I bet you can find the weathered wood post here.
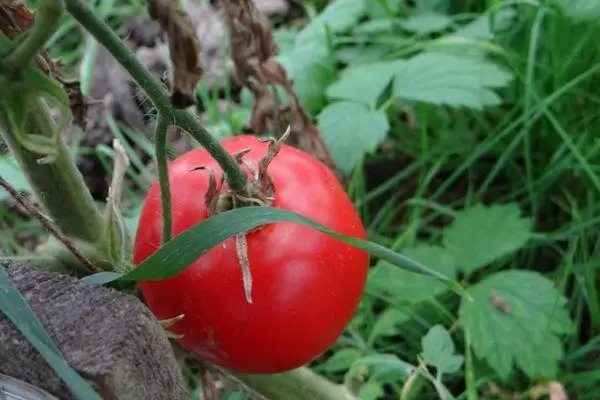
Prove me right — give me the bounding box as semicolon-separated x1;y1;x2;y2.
0;262;189;400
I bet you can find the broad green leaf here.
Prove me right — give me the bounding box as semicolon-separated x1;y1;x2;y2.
0;155;30;200
415;0;450;13
335;45;394;65
354;354;413;383
296;0;365;44
353;19;394;36
442;203;532;273
392;52;513;109
83;207;466;298
421;325;464;375
552;0;600;23
452;8;517;39
367;243;456;303
277;40;335;113
317;101;389;173
326;61;399;107
369;308;410;341
400;12;452;34
316;348;362;372
0;268;102;399
459;270;574;380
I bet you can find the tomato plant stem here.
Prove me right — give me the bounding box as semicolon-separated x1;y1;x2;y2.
154;114;173;243
0;101;105;244
2;0;63;73
61;0;249;245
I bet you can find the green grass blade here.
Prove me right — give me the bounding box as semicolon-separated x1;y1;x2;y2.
0;267;102;400
83;207;468;298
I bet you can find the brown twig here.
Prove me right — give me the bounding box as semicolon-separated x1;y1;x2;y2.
219;0;340;176
0;174;101;273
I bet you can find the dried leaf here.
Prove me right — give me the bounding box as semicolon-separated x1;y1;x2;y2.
147;0;202;108
219;0;340;176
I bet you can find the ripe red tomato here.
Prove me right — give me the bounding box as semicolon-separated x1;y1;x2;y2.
133;134;369;374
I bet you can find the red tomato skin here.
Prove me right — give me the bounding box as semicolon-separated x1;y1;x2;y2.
133;135;369;374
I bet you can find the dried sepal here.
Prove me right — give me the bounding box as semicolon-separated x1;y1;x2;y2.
235;233;253;304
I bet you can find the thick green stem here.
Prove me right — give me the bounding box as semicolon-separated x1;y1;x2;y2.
2;0;63;72
232;368;357;400
154;115;172;242
61;0;248;195
0;101;105;243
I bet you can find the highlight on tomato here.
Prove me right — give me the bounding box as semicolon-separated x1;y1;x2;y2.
133;133;369;374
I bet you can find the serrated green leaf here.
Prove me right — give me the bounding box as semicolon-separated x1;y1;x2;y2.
317;348;362;372
452;8;517;39
335;45;393;65
317;101;389;173
277;41;335;113
422;325;463;375
83;207;467;298
0;268;102;399
392;52;513;109
0;155;30;200
552;0;600;23
367;243;456;303
459;270;574;380
400;12;452;34
369;308;410;341
354;354;413;383
326;61;399;107
442;204;532;273
296;0;365;44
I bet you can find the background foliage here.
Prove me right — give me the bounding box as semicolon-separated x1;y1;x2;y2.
2;0;600;398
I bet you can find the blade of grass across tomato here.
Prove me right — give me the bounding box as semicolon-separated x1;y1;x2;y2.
83;207;468;298
0;267;103;400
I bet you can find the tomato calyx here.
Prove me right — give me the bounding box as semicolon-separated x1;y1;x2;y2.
158;313;185;339
189;127;291;304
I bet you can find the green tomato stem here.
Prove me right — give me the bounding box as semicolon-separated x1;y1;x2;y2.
153;114;173;243
61;0;248;191
0;100;105;244
2;0;63;73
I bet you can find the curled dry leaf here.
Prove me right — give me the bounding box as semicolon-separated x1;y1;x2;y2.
219;0;340;176
147;0;202;109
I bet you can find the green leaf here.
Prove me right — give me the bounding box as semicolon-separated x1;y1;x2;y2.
442;203;532;273
83;207;466;298
296;0;365;44
421;325;464;375
0;155;30;200
415;0;450;13
400;12;452;34
0;268;102;399
369;308;410;341
367;243;456;303
354;354;413;383
277;40;335;113
459;270;575;380
358;381;384;400
317;101;389;173
353;19;394;36
392;52;513;109
552;0;600;23
452;8;517;39
317;348;362;372
326;61;399;107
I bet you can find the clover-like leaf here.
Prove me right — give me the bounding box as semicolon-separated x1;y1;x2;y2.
317;101;389;173
459;270;575;380
393;52;513;109
421;324;464;375
442;203;532;273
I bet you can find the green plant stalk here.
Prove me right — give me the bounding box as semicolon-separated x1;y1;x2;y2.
154;115;173;242
0;101;105;243
232;368;357;400
2;0;63;72
60;0;248;193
